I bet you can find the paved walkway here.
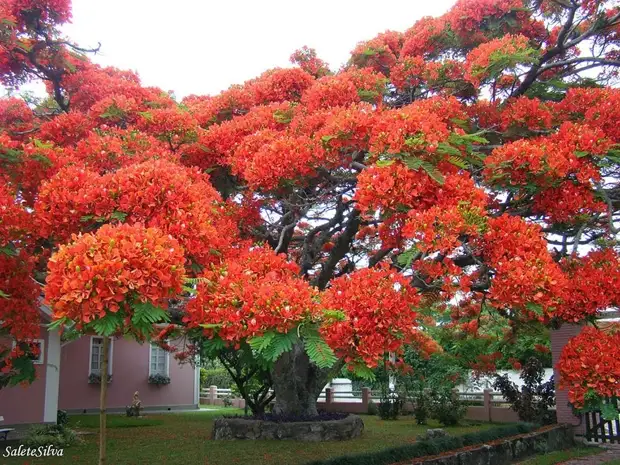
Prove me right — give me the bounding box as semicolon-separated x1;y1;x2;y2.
560;444;620;464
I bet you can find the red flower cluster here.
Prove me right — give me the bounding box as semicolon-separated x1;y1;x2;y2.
557;326;620;409
0;182;28;245
464;34;536;87
36;160;235;267
321;266;421;368
483;215;566;320
0;251;40;341
290;46;330;78
184;247;318;343
533;181;606;224
45;223;186;324
557;249;620;322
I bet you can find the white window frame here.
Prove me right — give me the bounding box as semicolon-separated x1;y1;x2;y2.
12;338;45;365
149;343;170;377
89;336;113;376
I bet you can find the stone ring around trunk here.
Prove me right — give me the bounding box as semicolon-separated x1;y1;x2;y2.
212;414;364;441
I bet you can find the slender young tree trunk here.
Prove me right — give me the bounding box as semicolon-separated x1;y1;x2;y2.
98;336;109;465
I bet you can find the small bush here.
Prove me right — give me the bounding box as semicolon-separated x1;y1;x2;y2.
367;400;378;416
378;393;403;420
429;390;467;426
56;409;68;427
304;422;537;465
200;367;233;388
493;357;555;424
23;424;81;448
413;393;429;425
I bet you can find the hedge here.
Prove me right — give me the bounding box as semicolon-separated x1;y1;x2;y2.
304;423;536;465
200;367;234;388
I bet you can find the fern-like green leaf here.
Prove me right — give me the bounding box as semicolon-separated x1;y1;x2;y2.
262;331;296;362
420;161;445;185
352;364;376;381
304;334;337;369
91;312;124;336
447;155;469;169
248;331;276;352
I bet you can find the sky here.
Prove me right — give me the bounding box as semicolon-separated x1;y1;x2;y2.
60;0;457;99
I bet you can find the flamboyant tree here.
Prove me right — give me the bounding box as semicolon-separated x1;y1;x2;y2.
1;0;620;419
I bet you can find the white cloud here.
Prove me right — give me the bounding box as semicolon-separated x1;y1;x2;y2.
62;0;456;98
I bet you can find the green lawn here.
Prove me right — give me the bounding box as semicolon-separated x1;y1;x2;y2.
516;445;604;464
3;409;496;465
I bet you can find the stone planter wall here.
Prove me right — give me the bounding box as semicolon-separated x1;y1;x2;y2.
212;414;364;441
413;425;574;465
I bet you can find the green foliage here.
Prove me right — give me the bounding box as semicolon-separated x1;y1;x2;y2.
301;325;338;369
57;409;68;427
413;392;429;425
350;363;376;381
378;395;403;421
23;424;81;449
91;312;124;337
402;156;445;184
305;423;536;465
200;367;234;388
249;330;297;363
0;341;37;389
493;357;556;424
201;336;226;358
428;389;467;426
367;400;378;416
599;401;620;422
130;301;170;335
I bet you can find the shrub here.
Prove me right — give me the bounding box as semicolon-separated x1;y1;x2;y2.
200;367;233;388
56;409;68;427
367;400;378;415
378;392;403;420
493;357;555;424
413;392;429;425
305;423;536;465
429;390;467;426
23;424;81;448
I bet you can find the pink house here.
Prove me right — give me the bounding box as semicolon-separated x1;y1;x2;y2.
0;310;61;425
58;335;200;414
0;310;200;426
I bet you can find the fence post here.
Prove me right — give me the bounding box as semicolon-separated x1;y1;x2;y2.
362;387;370;412
325;387;333;412
209;385;217;405
483;389;491;422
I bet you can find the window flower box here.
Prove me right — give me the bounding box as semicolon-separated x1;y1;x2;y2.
88;372;112;384
148;374;171;386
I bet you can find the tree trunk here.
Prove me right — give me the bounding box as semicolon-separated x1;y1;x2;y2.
270;342;331;416
98;336;109;465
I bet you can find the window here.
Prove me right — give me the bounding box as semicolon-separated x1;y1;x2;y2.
149;344;169;377
89;337;113;375
13;339;44;365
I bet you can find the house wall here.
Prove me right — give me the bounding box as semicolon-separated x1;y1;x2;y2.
550;322;585;434
0;327;51;425
58;337;198;412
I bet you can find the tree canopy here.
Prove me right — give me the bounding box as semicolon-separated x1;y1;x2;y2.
1;0;619;415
